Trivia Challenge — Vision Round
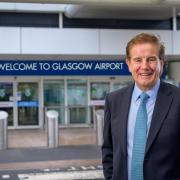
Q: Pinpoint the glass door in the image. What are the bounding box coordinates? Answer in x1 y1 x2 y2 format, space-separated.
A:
0 82 14 126
17 82 39 126
90 82 110 124
90 82 110 100
67 79 88 124
44 80 65 124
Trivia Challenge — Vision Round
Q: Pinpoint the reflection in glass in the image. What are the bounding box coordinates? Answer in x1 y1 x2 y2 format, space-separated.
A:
18 83 38 101
0 83 13 126
18 107 38 125
90 82 110 100
44 80 64 106
112 82 132 91
113 83 127 91
44 80 65 124
0 83 13 101
18 83 38 126
68 107 88 124
68 80 87 106
0 107 13 126
67 80 88 124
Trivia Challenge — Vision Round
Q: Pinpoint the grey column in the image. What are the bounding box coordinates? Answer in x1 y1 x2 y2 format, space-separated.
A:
46 110 59 148
0 111 8 150
95 109 104 146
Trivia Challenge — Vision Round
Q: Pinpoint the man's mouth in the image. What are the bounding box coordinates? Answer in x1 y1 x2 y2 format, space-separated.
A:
139 73 153 78
140 73 152 76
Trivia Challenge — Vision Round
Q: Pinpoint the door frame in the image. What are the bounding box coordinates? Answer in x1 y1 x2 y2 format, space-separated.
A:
0 77 42 129
15 77 42 129
0 78 15 129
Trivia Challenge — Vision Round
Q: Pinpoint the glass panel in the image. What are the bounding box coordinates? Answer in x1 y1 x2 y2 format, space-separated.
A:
112 81 132 91
90 82 110 100
0 82 14 126
44 80 64 124
113 83 127 91
0 83 13 101
68 107 88 124
68 80 87 106
18 82 38 126
67 80 88 124
44 80 64 106
0 107 13 126
18 107 38 125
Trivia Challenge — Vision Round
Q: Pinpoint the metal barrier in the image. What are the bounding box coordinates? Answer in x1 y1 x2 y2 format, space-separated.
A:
0 111 8 150
46 110 59 148
95 109 104 146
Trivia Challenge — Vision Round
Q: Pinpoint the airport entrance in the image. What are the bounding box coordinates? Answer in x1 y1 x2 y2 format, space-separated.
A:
0 79 40 128
0 76 132 129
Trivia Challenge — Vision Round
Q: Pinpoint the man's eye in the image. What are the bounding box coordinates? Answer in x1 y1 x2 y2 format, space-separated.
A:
134 59 141 63
148 57 157 62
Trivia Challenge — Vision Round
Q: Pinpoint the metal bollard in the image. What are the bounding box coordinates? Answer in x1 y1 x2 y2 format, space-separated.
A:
95 109 104 146
0 111 8 150
46 110 59 148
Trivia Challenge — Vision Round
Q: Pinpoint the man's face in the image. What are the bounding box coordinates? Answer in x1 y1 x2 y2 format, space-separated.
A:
126 43 164 91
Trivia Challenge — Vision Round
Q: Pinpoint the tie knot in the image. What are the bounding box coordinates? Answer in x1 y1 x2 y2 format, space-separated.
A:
140 92 149 102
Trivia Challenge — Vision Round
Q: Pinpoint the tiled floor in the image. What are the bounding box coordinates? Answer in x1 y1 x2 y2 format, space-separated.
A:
8 128 96 148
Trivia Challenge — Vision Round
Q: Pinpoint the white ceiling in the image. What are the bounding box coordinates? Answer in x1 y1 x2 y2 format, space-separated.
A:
65 5 179 20
0 0 180 20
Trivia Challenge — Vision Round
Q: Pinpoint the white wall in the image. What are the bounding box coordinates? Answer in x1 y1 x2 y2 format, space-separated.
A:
172 31 180 55
0 27 178 56
100 30 172 55
22 28 99 54
0 27 20 54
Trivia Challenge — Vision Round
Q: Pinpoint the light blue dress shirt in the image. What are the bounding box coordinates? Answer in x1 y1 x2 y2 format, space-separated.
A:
127 79 160 180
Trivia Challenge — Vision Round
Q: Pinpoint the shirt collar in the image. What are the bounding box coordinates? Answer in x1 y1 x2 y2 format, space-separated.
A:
133 79 160 102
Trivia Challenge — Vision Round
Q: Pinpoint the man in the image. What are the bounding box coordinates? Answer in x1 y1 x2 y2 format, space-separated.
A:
102 33 180 180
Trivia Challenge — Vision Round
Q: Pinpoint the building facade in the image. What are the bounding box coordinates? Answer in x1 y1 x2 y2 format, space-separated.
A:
0 3 180 129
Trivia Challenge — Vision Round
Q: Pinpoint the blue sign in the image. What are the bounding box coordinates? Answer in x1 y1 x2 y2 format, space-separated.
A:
17 101 39 107
0 60 131 76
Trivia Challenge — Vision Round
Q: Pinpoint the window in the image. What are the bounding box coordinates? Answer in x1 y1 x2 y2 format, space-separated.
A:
44 80 65 124
0 12 59 27
90 82 110 100
63 14 172 30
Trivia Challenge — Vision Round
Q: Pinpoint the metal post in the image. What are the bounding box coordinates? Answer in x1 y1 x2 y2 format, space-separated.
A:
173 7 177 31
46 110 59 148
0 111 8 150
95 109 104 146
93 106 96 130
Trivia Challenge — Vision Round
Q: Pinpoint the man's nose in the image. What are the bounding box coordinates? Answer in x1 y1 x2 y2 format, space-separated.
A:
141 59 149 68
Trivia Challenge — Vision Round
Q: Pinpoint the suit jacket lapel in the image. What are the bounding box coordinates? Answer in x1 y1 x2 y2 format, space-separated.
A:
119 84 134 156
145 82 173 155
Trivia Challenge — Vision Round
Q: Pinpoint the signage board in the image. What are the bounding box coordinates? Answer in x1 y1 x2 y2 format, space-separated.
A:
0 60 130 76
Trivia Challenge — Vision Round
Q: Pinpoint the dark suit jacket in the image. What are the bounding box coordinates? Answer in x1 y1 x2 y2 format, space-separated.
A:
102 81 180 180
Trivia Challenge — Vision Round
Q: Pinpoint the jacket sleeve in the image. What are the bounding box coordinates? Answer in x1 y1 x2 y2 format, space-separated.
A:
102 94 113 180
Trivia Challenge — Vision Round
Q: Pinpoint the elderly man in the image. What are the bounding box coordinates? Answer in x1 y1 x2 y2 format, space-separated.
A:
102 33 180 180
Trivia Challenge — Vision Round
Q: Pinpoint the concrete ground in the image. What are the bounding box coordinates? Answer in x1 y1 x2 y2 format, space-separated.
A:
8 127 97 148
0 127 102 173
0 145 102 170
0 145 103 179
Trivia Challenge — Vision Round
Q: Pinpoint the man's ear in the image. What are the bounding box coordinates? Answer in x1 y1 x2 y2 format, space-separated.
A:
159 59 165 75
126 58 131 73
